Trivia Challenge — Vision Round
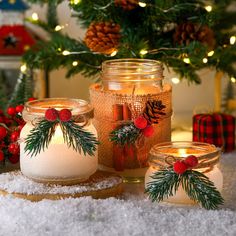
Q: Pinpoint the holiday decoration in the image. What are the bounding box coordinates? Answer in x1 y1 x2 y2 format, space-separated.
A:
84 22 121 55
145 142 224 209
0 102 26 167
173 23 216 49
193 113 235 152
0 0 35 55
23 0 236 84
114 0 139 11
90 59 172 180
20 98 99 184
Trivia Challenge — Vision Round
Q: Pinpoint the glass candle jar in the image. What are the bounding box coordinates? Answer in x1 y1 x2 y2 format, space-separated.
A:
145 141 223 204
90 59 172 182
20 98 98 185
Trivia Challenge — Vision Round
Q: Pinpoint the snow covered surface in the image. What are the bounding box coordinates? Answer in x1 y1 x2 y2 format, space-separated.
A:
0 171 122 194
0 152 235 236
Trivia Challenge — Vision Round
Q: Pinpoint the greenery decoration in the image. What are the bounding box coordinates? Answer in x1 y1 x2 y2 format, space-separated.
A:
22 0 236 83
146 168 224 210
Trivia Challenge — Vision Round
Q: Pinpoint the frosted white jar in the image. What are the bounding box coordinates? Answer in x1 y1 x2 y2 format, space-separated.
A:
145 141 223 205
20 98 98 185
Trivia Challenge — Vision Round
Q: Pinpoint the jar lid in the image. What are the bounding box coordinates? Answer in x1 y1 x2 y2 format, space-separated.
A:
149 141 221 171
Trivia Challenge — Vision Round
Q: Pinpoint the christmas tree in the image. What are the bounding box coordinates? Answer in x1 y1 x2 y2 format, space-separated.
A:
23 0 236 84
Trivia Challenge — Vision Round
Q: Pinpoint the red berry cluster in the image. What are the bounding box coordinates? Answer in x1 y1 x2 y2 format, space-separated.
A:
45 108 72 122
173 155 199 175
0 103 27 164
134 116 154 138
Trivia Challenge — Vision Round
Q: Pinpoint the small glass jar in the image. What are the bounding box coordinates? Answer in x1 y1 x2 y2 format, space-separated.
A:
145 141 223 204
20 98 98 185
90 59 172 182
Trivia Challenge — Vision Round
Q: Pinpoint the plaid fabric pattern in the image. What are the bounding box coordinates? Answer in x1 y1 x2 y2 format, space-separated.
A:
193 113 235 152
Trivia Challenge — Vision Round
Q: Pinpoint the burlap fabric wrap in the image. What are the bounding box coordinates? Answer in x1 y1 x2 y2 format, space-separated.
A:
90 84 172 170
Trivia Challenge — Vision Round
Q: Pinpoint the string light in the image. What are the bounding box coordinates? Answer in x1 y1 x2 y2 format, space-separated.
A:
205 5 212 12
140 49 148 55
31 12 39 21
70 0 81 4
207 50 214 57
55 25 63 31
110 50 117 57
62 50 70 56
183 57 190 64
171 77 180 84
139 2 147 7
20 64 27 73
230 36 236 45
202 58 208 63
231 77 236 83
72 61 78 66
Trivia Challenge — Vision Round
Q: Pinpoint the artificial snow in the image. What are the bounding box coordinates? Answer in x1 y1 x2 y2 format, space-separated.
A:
0 171 122 195
0 152 235 236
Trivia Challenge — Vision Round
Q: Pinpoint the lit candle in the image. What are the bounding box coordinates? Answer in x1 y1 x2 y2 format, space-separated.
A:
20 98 98 184
145 141 223 204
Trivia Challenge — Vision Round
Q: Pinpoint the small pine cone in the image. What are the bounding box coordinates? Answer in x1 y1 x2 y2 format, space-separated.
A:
143 100 166 124
84 22 121 55
173 23 215 49
114 0 139 10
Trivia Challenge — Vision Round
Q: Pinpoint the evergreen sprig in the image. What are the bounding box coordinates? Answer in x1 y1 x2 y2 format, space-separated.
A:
146 168 224 210
24 119 99 157
24 119 57 157
109 123 141 146
60 120 99 156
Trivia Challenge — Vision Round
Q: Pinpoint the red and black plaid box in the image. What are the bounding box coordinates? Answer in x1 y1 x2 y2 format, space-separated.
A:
193 113 235 152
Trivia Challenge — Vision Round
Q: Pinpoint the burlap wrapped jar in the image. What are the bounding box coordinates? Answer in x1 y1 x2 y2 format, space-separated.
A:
90 59 172 182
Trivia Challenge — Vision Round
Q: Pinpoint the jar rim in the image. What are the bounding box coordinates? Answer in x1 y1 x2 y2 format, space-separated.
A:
101 58 164 80
149 141 221 170
23 98 93 118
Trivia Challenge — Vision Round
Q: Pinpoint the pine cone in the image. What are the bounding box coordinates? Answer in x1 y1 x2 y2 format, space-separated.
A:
84 22 121 55
173 23 215 49
114 0 139 10
143 100 166 124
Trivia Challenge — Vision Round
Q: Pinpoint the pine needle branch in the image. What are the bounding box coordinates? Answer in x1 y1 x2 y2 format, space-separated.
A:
182 170 224 210
24 120 57 157
60 121 99 156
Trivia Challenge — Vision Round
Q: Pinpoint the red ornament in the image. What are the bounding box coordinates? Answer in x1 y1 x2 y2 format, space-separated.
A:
0 150 4 161
184 155 198 168
0 126 7 140
10 131 20 142
142 125 154 137
7 107 16 116
15 105 24 113
59 109 72 122
173 160 188 175
8 155 19 164
8 143 20 155
45 108 58 122
134 116 148 129
28 97 37 102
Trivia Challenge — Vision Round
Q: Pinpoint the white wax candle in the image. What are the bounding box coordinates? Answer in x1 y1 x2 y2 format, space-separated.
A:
20 122 98 182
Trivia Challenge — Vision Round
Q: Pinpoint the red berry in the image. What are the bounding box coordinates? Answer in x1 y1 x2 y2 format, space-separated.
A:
28 97 37 102
45 108 58 121
0 150 4 161
15 105 24 113
8 143 20 155
18 124 25 131
173 160 188 175
7 107 16 116
184 155 198 168
0 126 7 140
134 116 148 129
0 116 4 123
8 154 19 164
142 125 154 137
10 131 20 142
59 109 72 122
